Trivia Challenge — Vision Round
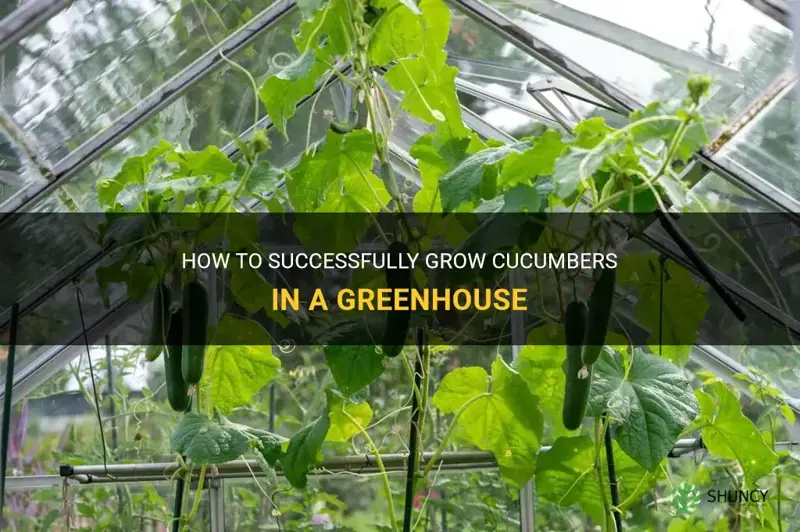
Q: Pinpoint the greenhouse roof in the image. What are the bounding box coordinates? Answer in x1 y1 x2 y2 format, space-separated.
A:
0 0 799 529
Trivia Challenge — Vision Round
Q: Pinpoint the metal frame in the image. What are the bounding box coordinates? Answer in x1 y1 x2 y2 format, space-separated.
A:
0 0 74 54
455 76 561 129
509 270 535 532
739 0 790 27
0 0 298 219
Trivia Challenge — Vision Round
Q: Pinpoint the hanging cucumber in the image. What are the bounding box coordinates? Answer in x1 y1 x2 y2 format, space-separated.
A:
165 309 191 412
381 241 412 357
582 268 616 365
329 109 359 134
145 283 171 362
562 300 592 431
181 280 209 385
379 161 401 201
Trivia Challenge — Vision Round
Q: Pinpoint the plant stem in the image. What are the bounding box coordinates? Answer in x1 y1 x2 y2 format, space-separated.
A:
184 465 207 526
342 410 399 531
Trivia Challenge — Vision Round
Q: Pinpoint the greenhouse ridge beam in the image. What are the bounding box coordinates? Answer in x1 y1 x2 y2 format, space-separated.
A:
0 0 297 219
0 0 72 53
449 0 639 114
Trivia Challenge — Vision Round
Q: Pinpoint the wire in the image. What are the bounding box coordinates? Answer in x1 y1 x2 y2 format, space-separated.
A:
74 284 110 475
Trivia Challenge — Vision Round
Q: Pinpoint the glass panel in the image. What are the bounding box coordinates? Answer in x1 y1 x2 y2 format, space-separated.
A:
686 170 775 213
1 0 288 164
17 9 303 213
714 81 800 198
481 0 792 117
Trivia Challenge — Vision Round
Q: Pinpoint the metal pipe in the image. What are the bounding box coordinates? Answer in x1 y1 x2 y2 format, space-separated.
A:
61 451 497 479
0 0 73 54
0 302 19 526
510 268 536 532
0 0 298 219
454 77 560 128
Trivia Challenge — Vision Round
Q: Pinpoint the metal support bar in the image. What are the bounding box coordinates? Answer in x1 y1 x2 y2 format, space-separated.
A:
0 0 297 219
0 0 73 54
0 303 19 527
48 438 800 488
510 269 535 532
654 210 747 322
449 0 639 114
739 0 790 27
454 77 561 128
462 106 517 142
208 476 224 532
634 227 800 341
528 89 576 132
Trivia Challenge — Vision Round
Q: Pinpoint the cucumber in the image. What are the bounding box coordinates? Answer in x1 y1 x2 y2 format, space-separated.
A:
562 300 592 431
145 283 170 362
381 241 412 357
582 268 616 365
379 161 401 201
165 309 191 412
329 109 359 134
181 280 209 385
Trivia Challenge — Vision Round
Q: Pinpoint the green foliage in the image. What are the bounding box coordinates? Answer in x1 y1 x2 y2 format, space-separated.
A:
324 344 385 395
617 253 709 365
201 316 281 414
281 412 331 488
171 412 285 465
588 347 698 471
325 389 374 442
695 381 778 484
432 356 543 488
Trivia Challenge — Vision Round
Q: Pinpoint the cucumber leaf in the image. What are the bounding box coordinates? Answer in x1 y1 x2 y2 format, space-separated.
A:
588 348 698 471
325 344 385 395
695 381 778 484
325 389 374 442
432 356 543 487
202 316 281 414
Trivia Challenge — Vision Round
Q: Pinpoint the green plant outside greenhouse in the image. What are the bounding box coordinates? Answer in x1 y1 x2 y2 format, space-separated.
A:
0 0 798 531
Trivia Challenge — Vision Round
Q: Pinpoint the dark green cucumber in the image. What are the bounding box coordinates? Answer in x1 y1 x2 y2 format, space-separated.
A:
562 301 592 431
165 309 191 412
379 161 401 200
381 241 411 357
145 283 171 362
329 109 359 134
582 268 616 365
181 280 209 384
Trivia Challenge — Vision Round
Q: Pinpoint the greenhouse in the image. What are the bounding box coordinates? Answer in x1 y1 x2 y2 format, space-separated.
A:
0 0 799 530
